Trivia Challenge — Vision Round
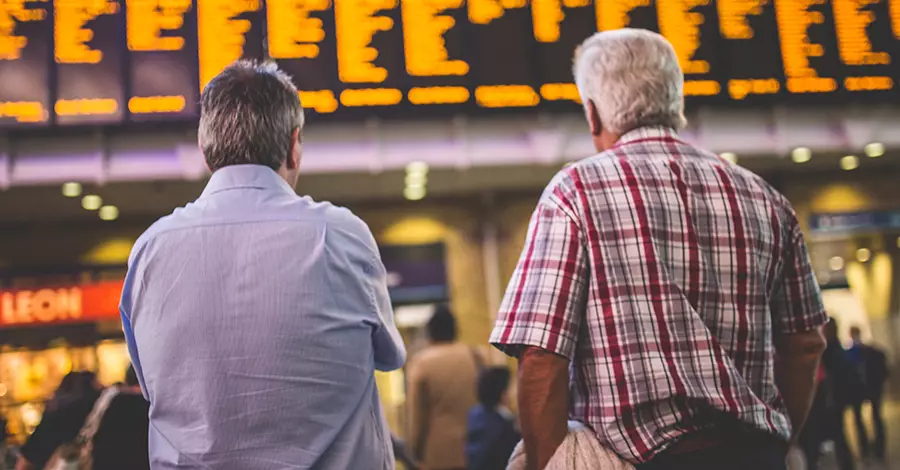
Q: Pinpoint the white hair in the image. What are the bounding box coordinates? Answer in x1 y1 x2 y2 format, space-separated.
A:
573 29 687 134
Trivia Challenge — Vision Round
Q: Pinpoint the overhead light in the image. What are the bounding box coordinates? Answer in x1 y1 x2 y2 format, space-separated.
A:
840 155 859 171
856 247 872 263
61 182 82 198
791 147 812 163
403 186 426 201
828 256 845 271
98 205 119 221
720 152 738 164
82 195 102 210
405 172 427 188
406 161 429 175
864 142 885 158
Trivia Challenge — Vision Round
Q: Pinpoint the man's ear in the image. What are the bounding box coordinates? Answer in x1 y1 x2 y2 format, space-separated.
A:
286 128 301 170
586 100 602 137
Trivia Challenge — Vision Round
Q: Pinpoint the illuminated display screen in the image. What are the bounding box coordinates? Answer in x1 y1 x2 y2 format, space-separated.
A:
1 0 900 127
54 0 126 125
0 0 52 126
126 0 199 120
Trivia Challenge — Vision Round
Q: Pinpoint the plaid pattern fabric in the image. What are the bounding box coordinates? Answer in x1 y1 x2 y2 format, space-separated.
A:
491 126 827 464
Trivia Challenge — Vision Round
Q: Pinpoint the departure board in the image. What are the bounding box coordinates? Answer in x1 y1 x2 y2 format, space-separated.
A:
54 0 126 125
2 0 900 127
0 0 52 125
126 0 198 120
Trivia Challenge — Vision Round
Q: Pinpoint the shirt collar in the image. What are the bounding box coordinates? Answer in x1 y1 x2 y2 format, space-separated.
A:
200 164 296 198
614 126 682 147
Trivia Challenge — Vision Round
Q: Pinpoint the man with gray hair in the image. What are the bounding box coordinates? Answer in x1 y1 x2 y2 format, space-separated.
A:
120 60 406 469
491 29 827 469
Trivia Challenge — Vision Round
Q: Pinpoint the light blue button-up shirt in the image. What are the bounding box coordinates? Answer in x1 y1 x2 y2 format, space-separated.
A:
120 165 406 470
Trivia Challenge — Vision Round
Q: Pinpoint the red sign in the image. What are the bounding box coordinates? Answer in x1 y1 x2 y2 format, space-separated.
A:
0 280 124 328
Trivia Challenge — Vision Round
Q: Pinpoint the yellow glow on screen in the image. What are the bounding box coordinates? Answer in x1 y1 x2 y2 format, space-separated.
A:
335 0 397 83
718 0 767 40
54 0 119 64
339 88 403 107
532 0 590 43
267 0 330 60
684 80 721 96
1 0 48 60
128 95 187 114
408 86 470 105
198 0 261 91
468 0 527 24
656 0 711 76
402 0 469 77
55 98 118 116
597 0 650 31
299 90 339 113
126 0 192 52
475 85 539 108
844 76 893 91
727 78 780 99
0 101 47 123
540 83 580 102
775 0 839 94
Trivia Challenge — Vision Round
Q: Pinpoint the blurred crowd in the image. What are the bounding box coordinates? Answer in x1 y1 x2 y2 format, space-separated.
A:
799 320 889 470
0 310 889 470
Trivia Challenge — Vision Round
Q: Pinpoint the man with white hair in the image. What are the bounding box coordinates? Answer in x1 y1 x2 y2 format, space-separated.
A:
491 29 827 469
120 60 405 469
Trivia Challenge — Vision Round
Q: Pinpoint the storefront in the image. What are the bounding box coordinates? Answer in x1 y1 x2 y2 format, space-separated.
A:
0 271 130 443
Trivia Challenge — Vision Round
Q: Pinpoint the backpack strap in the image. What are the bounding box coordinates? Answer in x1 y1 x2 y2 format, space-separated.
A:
75 387 120 445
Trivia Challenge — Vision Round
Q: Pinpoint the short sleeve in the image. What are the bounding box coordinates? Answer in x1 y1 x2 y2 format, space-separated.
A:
771 216 828 334
490 198 588 359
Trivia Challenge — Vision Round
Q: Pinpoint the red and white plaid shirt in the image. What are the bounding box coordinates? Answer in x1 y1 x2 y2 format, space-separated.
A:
491 126 827 463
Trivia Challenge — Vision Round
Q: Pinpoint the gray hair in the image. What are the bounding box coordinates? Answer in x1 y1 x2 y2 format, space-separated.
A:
199 60 304 172
573 29 686 134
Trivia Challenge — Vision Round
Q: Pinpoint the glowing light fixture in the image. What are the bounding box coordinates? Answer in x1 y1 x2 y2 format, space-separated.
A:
99 205 119 221
405 172 427 188
828 256 845 271
856 248 872 263
791 147 812 163
840 155 859 171
405 161 429 175
864 142 885 158
82 195 102 210
61 182 82 198
720 152 738 164
403 186 426 201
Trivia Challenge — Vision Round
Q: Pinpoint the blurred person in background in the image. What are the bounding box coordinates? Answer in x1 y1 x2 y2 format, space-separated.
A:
491 29 827 470
407 305 484 470
466 367 519 470
91 366 150 470
800 318 862 470
119 60 405 470
16 372 101 470
848 325 888 462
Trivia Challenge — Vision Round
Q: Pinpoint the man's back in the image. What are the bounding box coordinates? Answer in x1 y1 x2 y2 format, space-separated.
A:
493 127 826 463
121 165 405 469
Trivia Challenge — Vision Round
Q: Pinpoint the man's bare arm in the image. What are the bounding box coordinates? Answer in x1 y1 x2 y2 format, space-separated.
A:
518 346 570 470
774 328 827 441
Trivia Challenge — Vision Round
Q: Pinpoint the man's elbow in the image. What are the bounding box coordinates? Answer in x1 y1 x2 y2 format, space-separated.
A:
777 328 827 363
375 345 407 372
